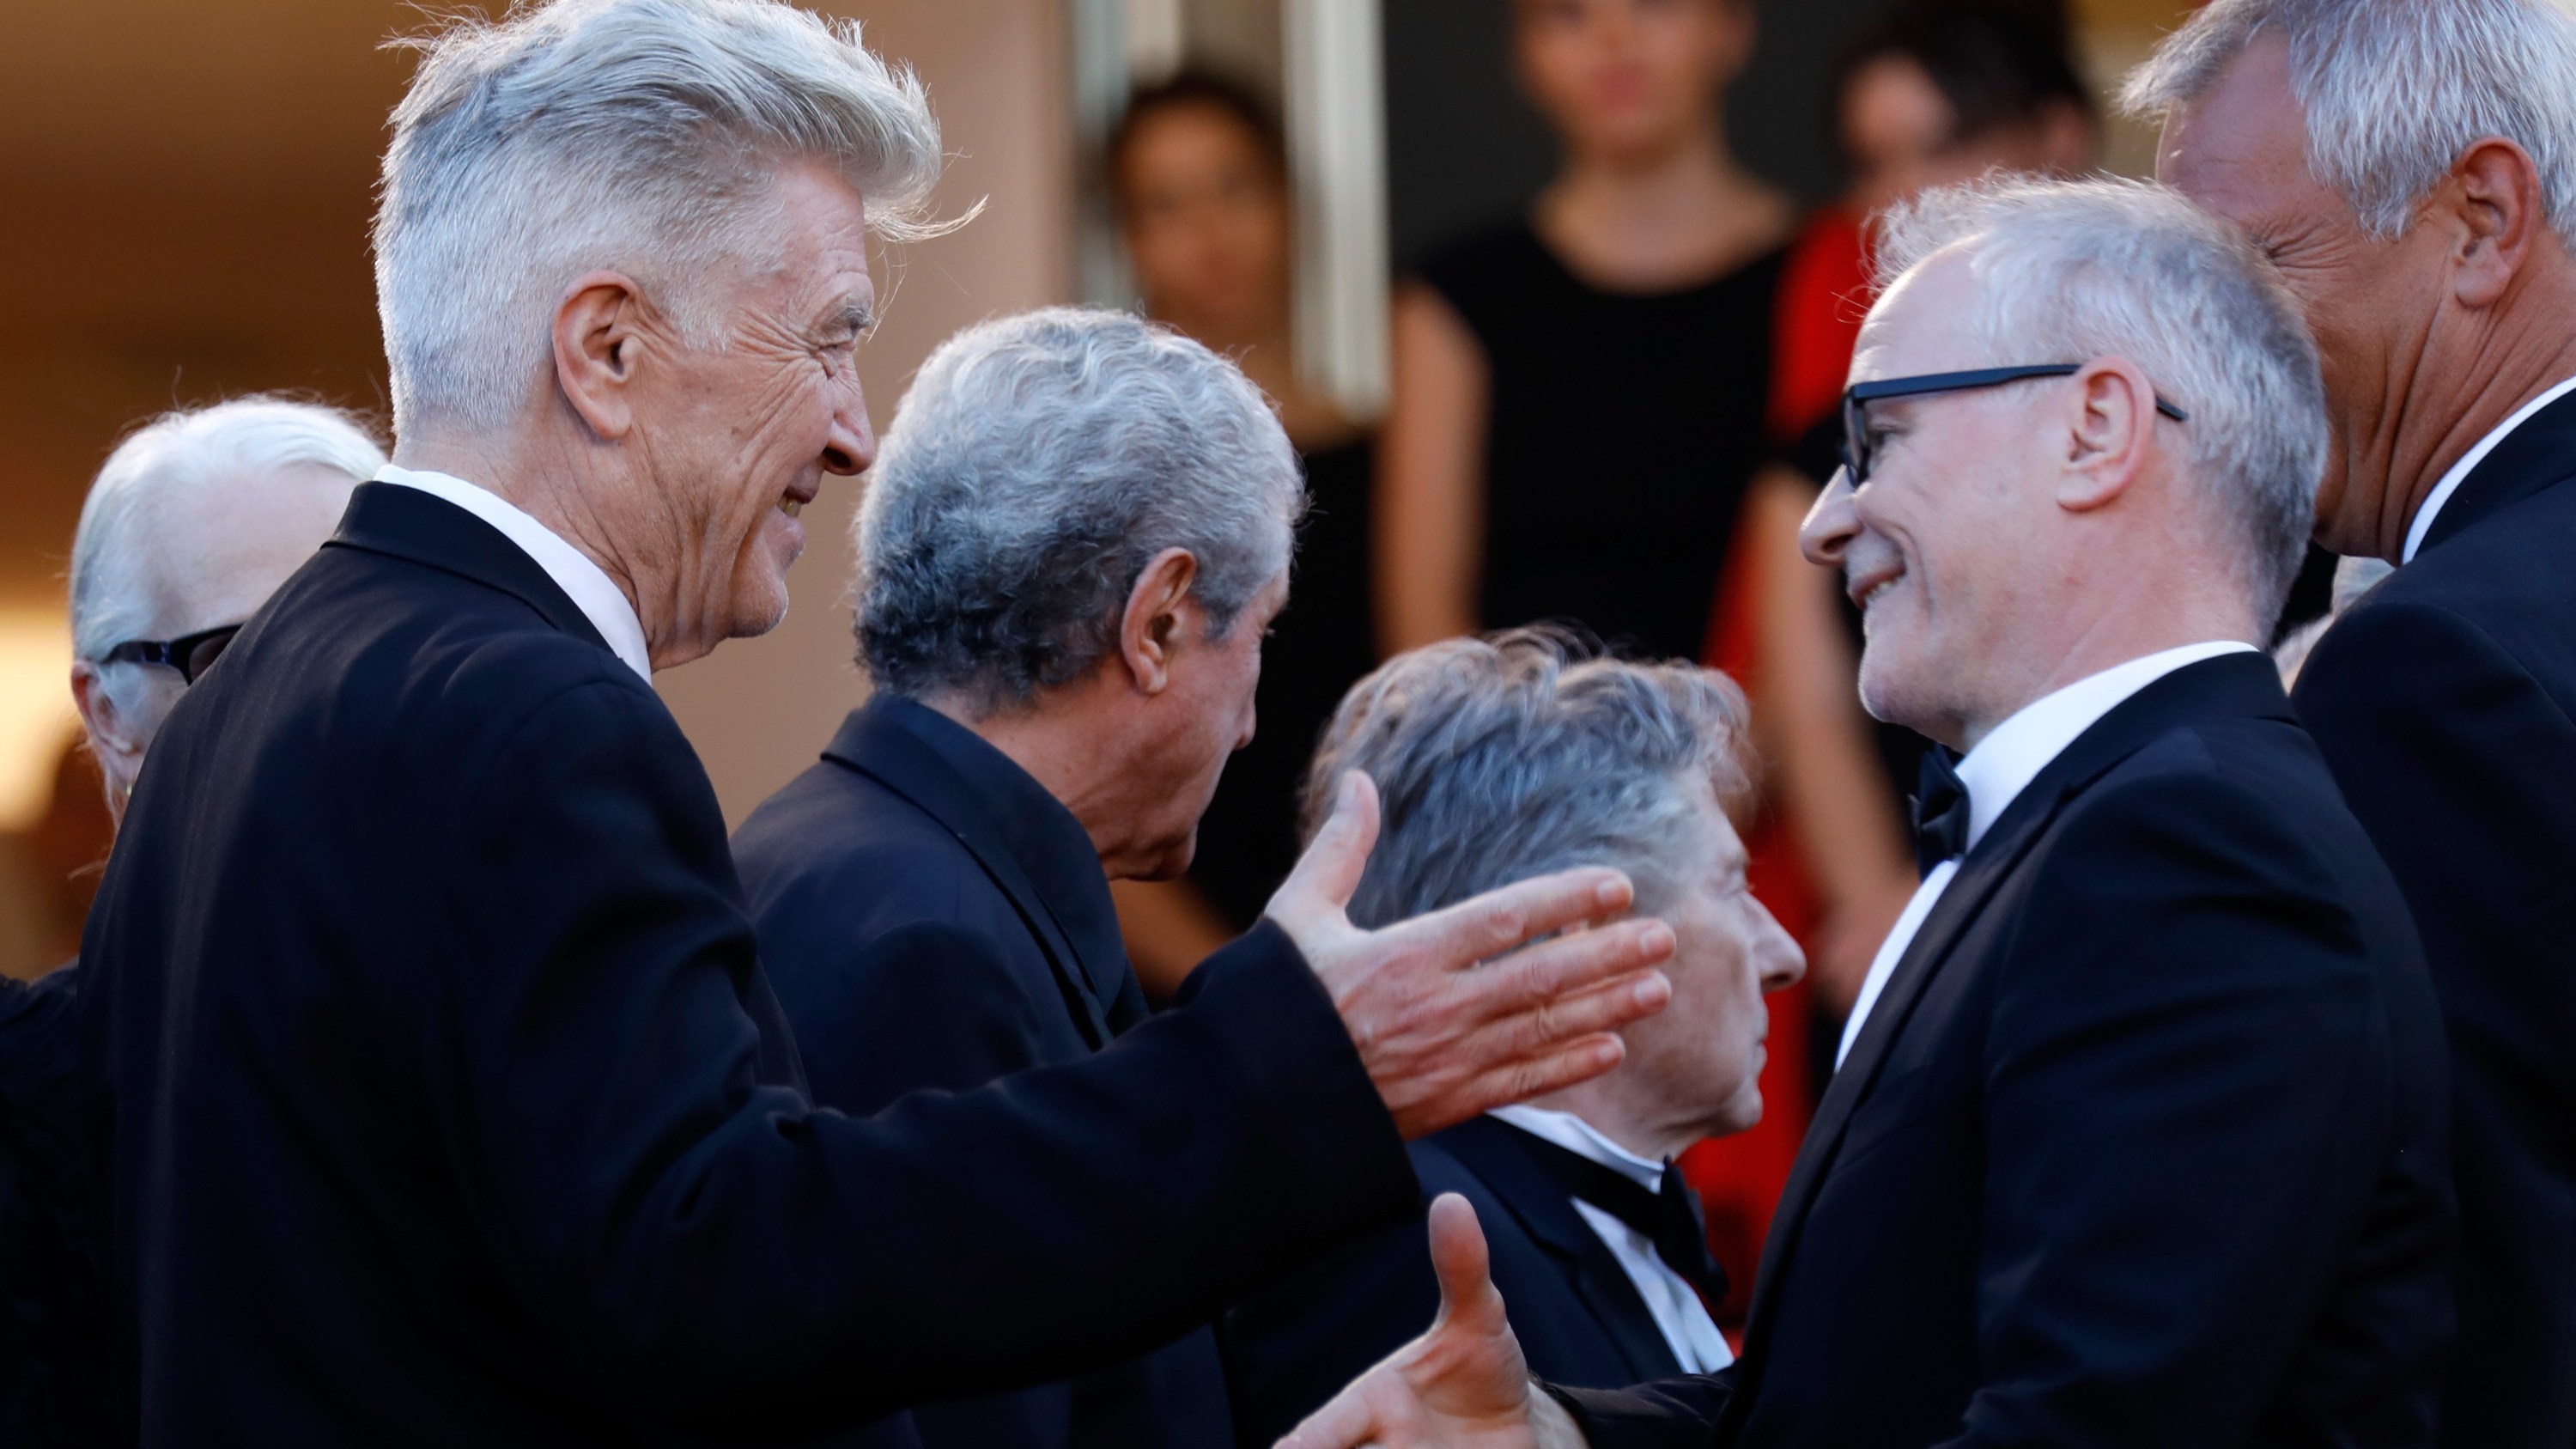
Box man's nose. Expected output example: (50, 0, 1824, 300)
(1755, 900, 1807, 992)
(822, 395, 876, 477)
(1799, 467, 1860, 568)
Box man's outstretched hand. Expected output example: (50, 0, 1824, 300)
(1267, 772, 1674, 1141)
(1277, 1195, 1589, 1449)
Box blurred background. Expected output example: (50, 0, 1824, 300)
(0, 0, 2207, 1347)
(0, 0, 2201, 978)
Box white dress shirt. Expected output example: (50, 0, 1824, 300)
(1836, 641, 2262, 1067)
(374, 465, 653, 680)
(2403, 374, 2576, 563)
(1487, 1105, 1735, 1373)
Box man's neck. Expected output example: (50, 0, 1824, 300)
(2382, 256, 2576, 558)
(394, 429, 656, 650)
(1527, 1081, 1698, 1164)
(926, 685, 1143, 876)
(1953, 592, 2258, 755)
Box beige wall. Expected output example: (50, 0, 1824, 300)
(655, 0, 1078, 827)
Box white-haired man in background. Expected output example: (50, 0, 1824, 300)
(75, 2, 1680, 1444)
(2130, 4, 2576, 1440)
(3, 397, 379, 1446)
(1273, 177, 2449, 1449)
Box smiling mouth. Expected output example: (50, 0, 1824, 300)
(777, 496, 805, 520)
(1854, 571, 1905, 610)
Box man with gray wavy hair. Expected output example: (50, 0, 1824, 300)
(734, 307, 1310, 1446)
(1279, 175, 2447, 1449)
(2130, 5, 2576, 1440)
(80, 5, 1676, 1445)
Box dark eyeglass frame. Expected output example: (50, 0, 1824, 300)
(1839, 364, 2191, 486)
(100, 623, 245, 685)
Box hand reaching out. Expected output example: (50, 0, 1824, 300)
(1267, 773, 1675, 1140)
(1276, 1195, 1589, 1449)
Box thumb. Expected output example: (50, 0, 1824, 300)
(1425, 1191, 1504, 1335)
(1267, 771, 1380, 929)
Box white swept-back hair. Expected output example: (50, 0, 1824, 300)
(70, 397, 383, 719)
(2122, 0, 2576, 240)
(1874, 176, 2329, 621)
(374, 0, 949, 435)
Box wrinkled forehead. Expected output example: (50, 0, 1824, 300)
(1852, 247, 1985, 385)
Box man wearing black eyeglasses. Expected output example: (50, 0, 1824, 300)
(2, 397, 379, 1446)
(1280, 175, 2450, 1449)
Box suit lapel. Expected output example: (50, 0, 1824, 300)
(1731, 653, 2300, 1379)
(2421, 385, 2576, 555)
(324, 482, 613, 656)
(1439, 1117, 1684, 1382)
(823, 704, 1115, 1049)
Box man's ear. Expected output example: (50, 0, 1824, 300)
(2054, 356, 2158, 514)
(1118, 547, 1200, 696)
(550, 271, 657, 441)
(70, 661, 145, 797)
(2445, 137, 2546, 310)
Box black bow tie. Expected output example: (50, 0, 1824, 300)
(1911, 748, 1971, 878)
(1511, 1129, 1731, 1310)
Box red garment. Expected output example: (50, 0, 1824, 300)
(1677, 206, 1877, 1335)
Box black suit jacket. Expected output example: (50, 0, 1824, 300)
(1556, 654, 2452, 1448)
(1226, 1114, 1687, 1447)
(733, 696, 1230, 1448)
(0, 962, 109, 1446)
(2295, 387, 2576, 1448)
(75, 482, 1417, 1446)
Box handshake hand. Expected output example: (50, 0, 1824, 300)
(1275, 1195, 1589, 1449)
(1265, 772, 1678, 1142)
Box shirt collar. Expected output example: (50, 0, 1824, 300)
(2403, 374, 2576, 563)
(371, 465, 652, 680)
(1954, 641, 2259, 851)
(1489, 1104, 1665, 1190)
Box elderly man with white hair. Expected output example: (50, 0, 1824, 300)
(2, 396, 378, 1445)
(2130, 4, 2576, 1440)
(76, 2, 1680, 1444)
(1273, 176, 2449, 1449)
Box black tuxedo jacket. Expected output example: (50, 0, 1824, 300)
(75, 483, 1416, 1446)
(1556, 654, 2452, 1448)
(732, 695, 1229, 1449)
(1226, 1114, 1688, 1447)
(2295, 387, 2576, 1447)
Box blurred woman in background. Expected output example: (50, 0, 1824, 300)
(1102, 74, 1382, 995)
(1376, 0, 1923, 1333)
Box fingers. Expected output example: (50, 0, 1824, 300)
(1382, 866, 1638, 974)
(1466, 1033, 1631, 1114)
(1425, 1193, 1503, 1333)
(1449, 918, 1677, 1032)
(1266, 772, 1380, 933)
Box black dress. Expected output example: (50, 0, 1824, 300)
(1419, 221, 1784, 663)
(1186, 437, 1378, 930)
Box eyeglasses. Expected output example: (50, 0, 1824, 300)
(101, 623, 245, 685)
(1838, 364, 2191, 487)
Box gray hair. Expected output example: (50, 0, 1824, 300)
(374, 0, 948, 434)
(1303, 628, 1754, 930)
(70, 397, 383, 715)
(854, 307, 1303, 710)
(2121, 0, 2576, 240)
(1875, 175, 2328, 621)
